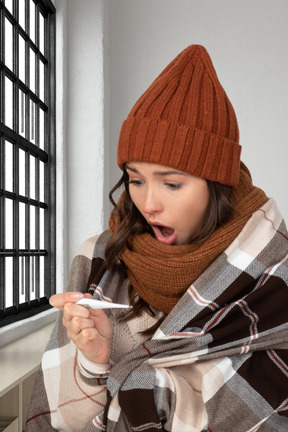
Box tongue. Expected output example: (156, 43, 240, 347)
(160, 226, 174, 237)
(152, 225, 176, 245)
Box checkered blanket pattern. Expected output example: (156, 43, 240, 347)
(25, 199, 288, 431)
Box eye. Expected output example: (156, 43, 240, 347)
(164, 182, 182, 190)
(128, 179, 143, 187)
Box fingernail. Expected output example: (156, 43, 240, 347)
(70, 292, 84, 299)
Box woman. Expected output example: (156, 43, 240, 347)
(25, 45, 288, 432)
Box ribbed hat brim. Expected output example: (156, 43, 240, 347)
(118, 116, 241, 186)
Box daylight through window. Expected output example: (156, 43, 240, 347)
(0, 0, 56, 326)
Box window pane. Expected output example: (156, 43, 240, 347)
(39, 108, 45, 150)
(39, 208, 44, 249)
(39, 160, 44, 202)
(19, 256, 26, 303)
(29, 0, 36, 43)
(39, 60, 45, 101)
(18, 89, 26, 137)
(29, 154, 36, 199)
(39, 12, 45, 53)
(5, 76, 13, 129)
(5, 140, 13, 193)
(30, 100, 36, 144)
(30, 257, 36, 300)
(29, 48, 36, 93)
(5, 198, 13, 249)
(19, 148, 26, 196)
(5, 0, 13, 14)
(5, 257, 13, 308)
(30, 205, 36, 249)
(39, 256, 45, 297)
(5, 18, 13, 71)
(19, 0, 25, 29)
(19, 34, 26, 83)
(19, 202, 26, 249)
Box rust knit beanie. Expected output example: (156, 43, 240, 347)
(117, 45, 241, 186)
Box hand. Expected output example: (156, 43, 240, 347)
(50, 292, 113, 364)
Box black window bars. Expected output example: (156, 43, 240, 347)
(0, 0, 56, 327)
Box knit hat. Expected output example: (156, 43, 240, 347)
(117, 45, 241, 186)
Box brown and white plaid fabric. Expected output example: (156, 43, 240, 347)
(25, 198, 288, 432)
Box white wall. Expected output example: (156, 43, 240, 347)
(65, 0, 109, 268)
(109, 0, 288, 219)
(63, 0, 288, 270)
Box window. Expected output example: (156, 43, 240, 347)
(0, 0, 56, 327)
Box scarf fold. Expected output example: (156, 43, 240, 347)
(103, 198, 288, 432)
(109, 162, 267, 313)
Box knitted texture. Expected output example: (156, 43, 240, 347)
(25, 214, 288, 431)
(117, 45, 241, 186)
(109, 163, 268, 314)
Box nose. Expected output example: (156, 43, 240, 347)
(142, 188, 163, 215)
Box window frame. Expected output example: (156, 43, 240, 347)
(0, 0, 56, 327)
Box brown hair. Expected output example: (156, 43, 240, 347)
(104, 168, 234, 336)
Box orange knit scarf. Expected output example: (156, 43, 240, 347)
(109, 163, 268, 314)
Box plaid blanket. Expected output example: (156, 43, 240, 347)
(25, 198, 288, 432)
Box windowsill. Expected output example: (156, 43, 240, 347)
(0, 321, 55, 397)
(0, 308, 58, 348)
(0, 321, 55, 430)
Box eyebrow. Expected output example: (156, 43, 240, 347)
(126, 164, 189, 177)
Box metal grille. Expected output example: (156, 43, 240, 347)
(0, 0, 56, 327)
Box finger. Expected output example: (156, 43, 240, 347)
(73, 328, 100, 352)
(49, 291, 86, 309)
(89, 308, 109, 319)
(63, 302, 91, 325)
(66, 316, 95, 339)
(70, 315, 95, 334)
(67, 319, 99, 346)
(80, 327, 99, 342)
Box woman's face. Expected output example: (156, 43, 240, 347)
(126, 162, 210, 246)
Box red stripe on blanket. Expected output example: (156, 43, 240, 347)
(25, 409, 57, 425)
(73, 351, 106, 408)
(26, 388, 107, 426)
(257, 270, 271, 288)
(238, 300, 258, 339)
(259, 208, 288, 241)
(59, 388, 107, 409)
(204, 307, 228, 332)
(268, 350, 288, 375)
(142, 343, 152, 356)
(166, 369, 202, 394)
(189, 286, 219, 311)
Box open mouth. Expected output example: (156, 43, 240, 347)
(150, 223, 177, 245)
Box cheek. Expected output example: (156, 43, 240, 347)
(129, 187, 142, 211)
(196, 193, 210, 216)
(183, 188, 210, 226)
(195, 181, 210, 210)
(129, 187, 136, 204)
